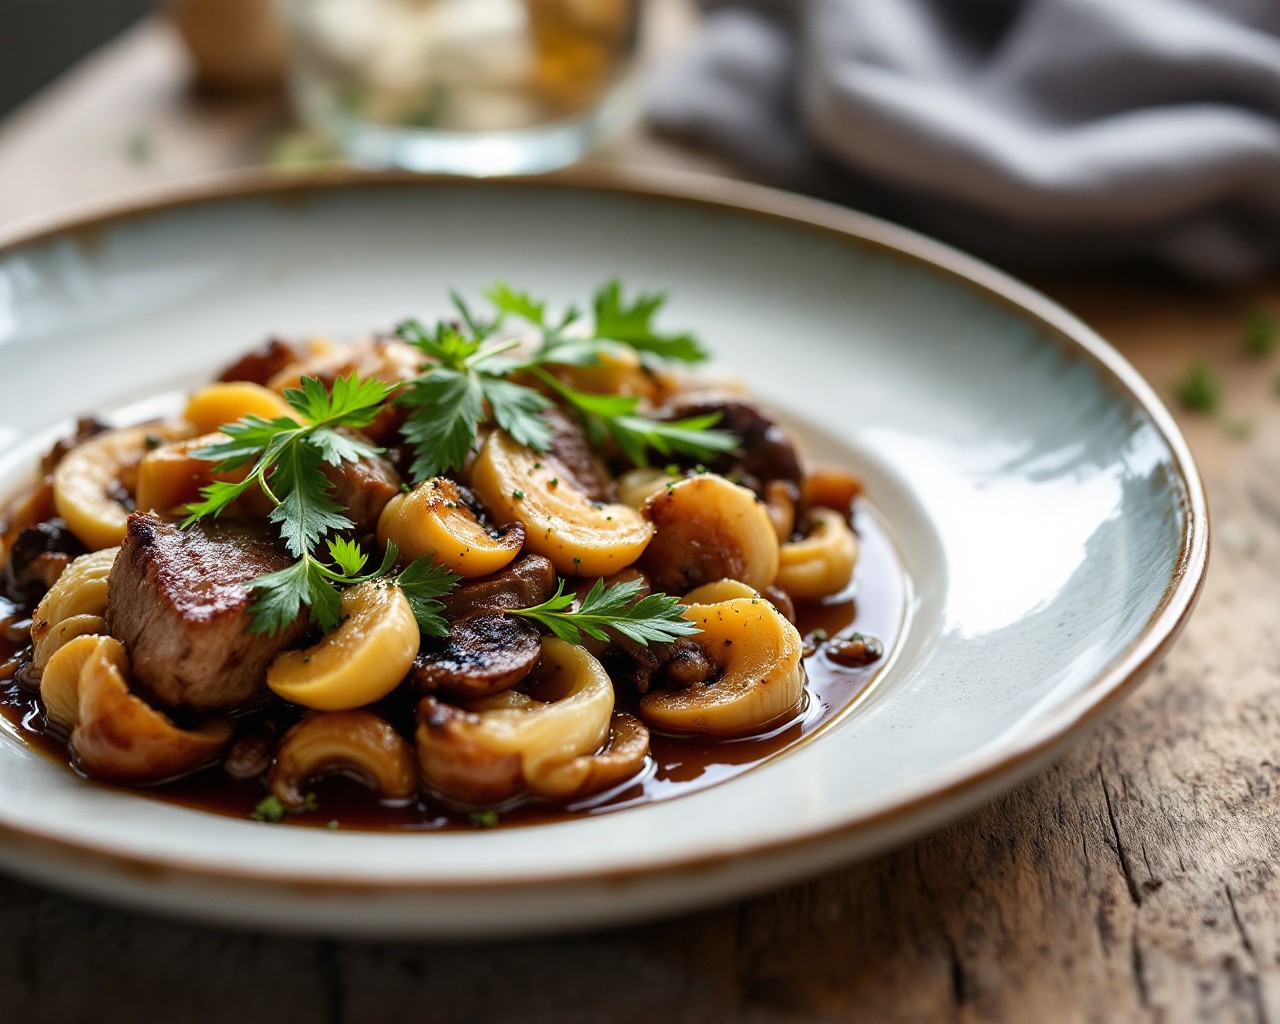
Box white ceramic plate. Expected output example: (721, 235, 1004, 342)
(0, 170, 1206, 936)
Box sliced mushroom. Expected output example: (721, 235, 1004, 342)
(267, 581, 419, 711)
(53, 422, 194, 550)
(441, 553, 557, 621)
(3, 518, 85, 604)
(656, 392, 803, 494)
(268, 710, 418, 810)
(410, 613, 542, 699)
(416, 637, 614, 805)
(775, 508, 859, 599)
(471, 430, 653, 576)
(377, 477, 522, 578)
(533, 713, 651, 801)
(70, 636, 232, 784)
(640, 474, 779, 594)
(639, 596, 804, 737)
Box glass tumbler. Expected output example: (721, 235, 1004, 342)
(276, 0, 641, 175)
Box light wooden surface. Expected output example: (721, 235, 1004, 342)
(2, 16, 1279, 1024)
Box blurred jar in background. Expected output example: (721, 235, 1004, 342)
(277, 0, 640, 175)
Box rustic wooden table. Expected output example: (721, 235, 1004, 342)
(2, 13, 1278, 1024)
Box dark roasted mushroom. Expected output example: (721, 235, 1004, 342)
(441, 553, 557, 622)
(410, 613, 542, 700)
(656, 391, 803, 496)
(3, 519, 86, 604)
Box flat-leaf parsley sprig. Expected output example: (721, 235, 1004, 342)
(509, 577, 699, 647)
(487, 279, 709, 366)
(246, 538, 458, 639)
(396, 282, 736, 481)
(182, 372, 458, 635)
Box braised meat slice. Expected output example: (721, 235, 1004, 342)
(323, 449, 401, 534)
(410, 614, 542, 699)
(216, 337, 300, 387)
(106, 512, 307, 713)
(441, 553, 557, 622)
(543, 407, 612, 502)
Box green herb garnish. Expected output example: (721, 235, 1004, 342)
(1243, 310, 1277, 357)
(397, 283, 733, 481)
(468, 810, 500, 828)
(251, 795, 287, 823)
(184, 373, 458, 635)
(511, 577, 699, 647)
(1174, 361, 1221, 413)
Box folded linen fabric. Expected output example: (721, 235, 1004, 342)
(649, 0, 1280, 280)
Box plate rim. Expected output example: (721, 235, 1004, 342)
(0, 165, 1209, 895)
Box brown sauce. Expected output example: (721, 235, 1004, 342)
(0, 506, 905, 831)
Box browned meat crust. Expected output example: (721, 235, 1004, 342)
(106, 512, 307, 713)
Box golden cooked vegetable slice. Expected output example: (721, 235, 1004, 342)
(470, 431, 653, 577)
(803, 465, 862, 514)
(377, 477, 523, 578)
(640, 474, 779, 594)
(53, 423, 193, 549)
(183, 381, 293, 434)
(532, 712, 651, 801)
(775, 508, 859, 599)
(615, 467, 670, 509)
(267, 582, 419, 711)
(269, 711, 418, 810)
(682, 578, 759, 604)
(134, 432, 256, 516)
(70, 636, 232, 784)
(417, 637, 615, 805)
(30, 546, 118, 670)
(639, 596, 804, 737)
(39, 633, 106, 729)
(764, 480, 798, 542)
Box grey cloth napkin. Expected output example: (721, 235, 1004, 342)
(649, 0, 1280, 281)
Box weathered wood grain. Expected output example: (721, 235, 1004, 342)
(2, 11, 1280, 1024)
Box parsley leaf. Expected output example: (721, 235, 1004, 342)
(248, 558, 340, 637)
(592, 280, 708, 364)
(396, 555, 460, 638)
(486, 282, 549, 327)
(397, 368, 488, 480)
(182, 372, 399, 633)
(510, 577, 700, 646)
(529, 369, 737, 466)
(398, 281, 729, 480)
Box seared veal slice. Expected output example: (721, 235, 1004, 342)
(106, 512, 307, 713)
